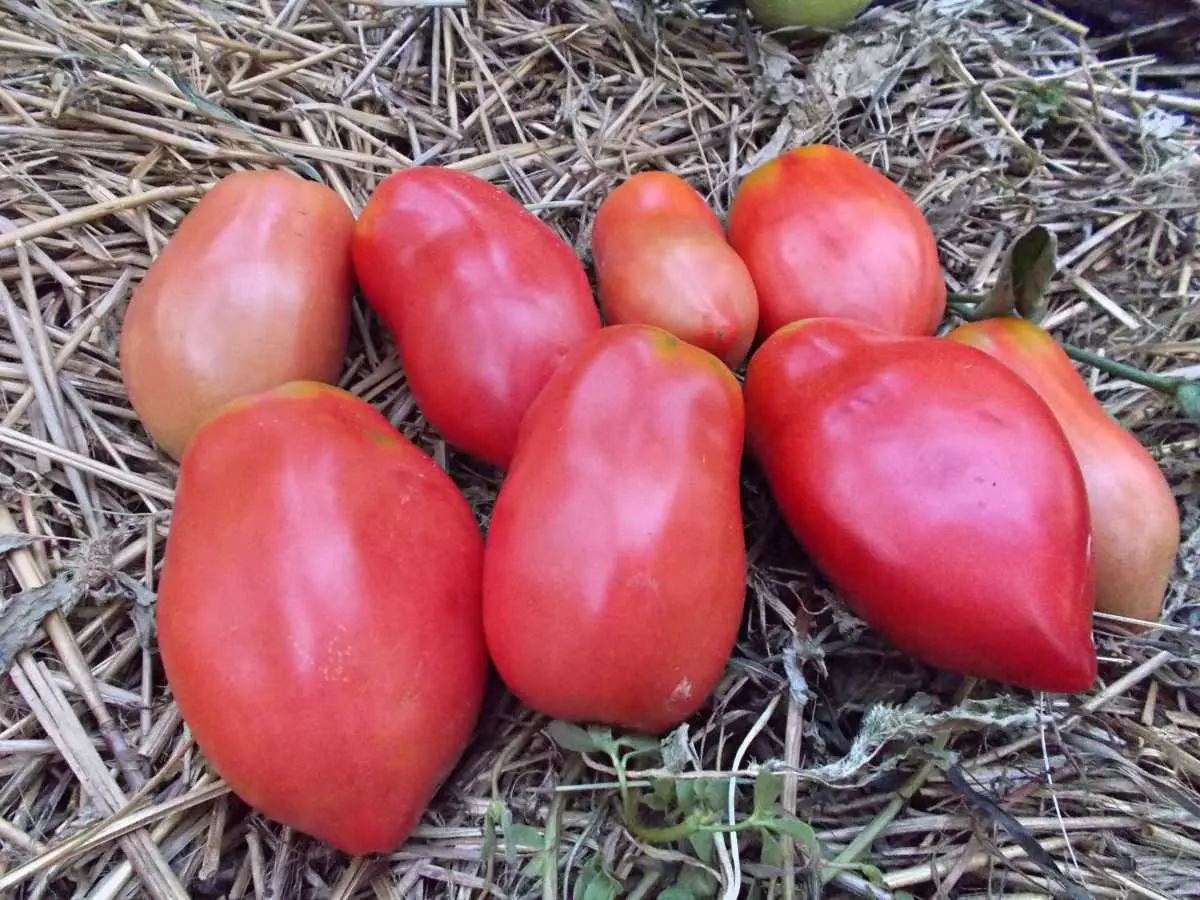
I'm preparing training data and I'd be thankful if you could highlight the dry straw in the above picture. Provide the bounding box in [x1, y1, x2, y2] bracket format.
[0, 0, 1198, 897]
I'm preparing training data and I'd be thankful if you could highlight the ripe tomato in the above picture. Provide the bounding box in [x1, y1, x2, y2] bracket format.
[727, 145, 946, 339]
[591, 171, 759, 368]
[352, 167, 601, 469]
[156, 383, 487, 855]
[482, 325, 747, 734]
[946, 317, 1180, 630]
[744, 318, 1097, 693]
[745, 0, 872, 30]
[120, 170, 354, 460]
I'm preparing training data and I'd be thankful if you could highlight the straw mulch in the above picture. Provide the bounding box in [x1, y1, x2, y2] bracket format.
[1, 0, 1198, 897]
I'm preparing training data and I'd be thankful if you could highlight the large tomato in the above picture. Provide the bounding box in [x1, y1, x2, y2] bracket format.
[156, 383, 487, 855]
[727, 145, 946, 339]
[482, 325, 747, 734]
[744, 318, 1097, 693]
[120, 169, 354, 460]
[352, 167, 601, 469]
[591, 171, 759, 368]
[947, 317, 1180, 629]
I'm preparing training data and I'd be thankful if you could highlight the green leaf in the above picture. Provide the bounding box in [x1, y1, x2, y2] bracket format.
[759, 828, 784, 868]
[544, 720, 608, 754]
[572, 855, 598, 900]
[657, 889, 696, 900]
[688, 829, 716, 864]
[695, 777, 732, 812]
[858, 863, 886, 885]
[752, 771, 782, 817]
[980, 225, 1058, 322]
[506, 823, 546, 851]
[766, 816, 820, 854]
[616, 733, 661, 755]
[670, 865, 718, 898]
[480, 799, 501, 871]
[1174, 382, 1200, 419]
[676, 779, 697, 815]
[582, 863, 621, 900]
[642, 778, 676, 812]
[521, 854, 547, 879]
[500, 805, 519, 866]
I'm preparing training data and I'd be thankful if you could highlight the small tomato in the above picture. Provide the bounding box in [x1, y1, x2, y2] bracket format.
[482, 325, 747, 734]
[592, 171, 759, 368]
[744, 318, 1097, 693]
[352, 167, 601, 469]
[946, 317, 1180, 630]
[156, 382, 487, 855]
[727, 145, 946, 339]
[119, 170, 355, 459]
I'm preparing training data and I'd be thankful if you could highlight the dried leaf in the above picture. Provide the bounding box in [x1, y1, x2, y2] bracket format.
[977, 225, 1059, 321]
[0, 575, 87, 671]
[112, 572, 158, 648]
[808, 34, 895, 104]
[0, 532, 42, 555]
[771, 694, 1037, 788]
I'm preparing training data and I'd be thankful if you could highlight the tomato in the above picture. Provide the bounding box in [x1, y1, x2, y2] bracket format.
[352, 167, 602, 469]
[946, 317, 1180, 630]
[156, 383, 487, 855]
[744, 318, 1097, 693]
[745, 0, 872, 30]
[726, 145, 946, 339]
[119, 170, 354, 460]
[482, 325, 747, 734]
[591, 171, 759, 369]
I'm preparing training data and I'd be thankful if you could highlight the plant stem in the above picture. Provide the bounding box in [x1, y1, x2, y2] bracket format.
[946, 300, 1197, 409]
[821, 678, 978, 883]
[1058, 342, 1181, 395]
[630, 810, 707, 844]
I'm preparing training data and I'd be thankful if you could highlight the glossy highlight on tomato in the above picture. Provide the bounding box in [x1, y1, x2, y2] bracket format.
[727, 145, 946, 339]
[592, 171, 759, 368]
[744, 318, 1097, 693]
[482, 325, 747, 734]
[120, 169, 355, 460]
[947, 317, 1180, 629]
[352, 167, 602, 469]
[156, 383, 488, 855]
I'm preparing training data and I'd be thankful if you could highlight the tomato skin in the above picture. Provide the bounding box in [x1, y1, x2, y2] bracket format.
[745, 0, 872, 29]
[727, 145, 946, 339]
[482, 325, 747, 734]
[352, 167, 602, 469]
[119, 170, 354, 460]
[155, 383, 487, 855]
[946, 318, 1180, 629]
[592, 172, 759, 369]
[744, 318, 1097, 693]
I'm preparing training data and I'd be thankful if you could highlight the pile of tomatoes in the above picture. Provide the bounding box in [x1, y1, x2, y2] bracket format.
[118, 145, 1180, 856]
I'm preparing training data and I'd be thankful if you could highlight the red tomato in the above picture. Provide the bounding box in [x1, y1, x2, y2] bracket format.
[482, 325, 747, 734]
[352, 167, 601, 469]
[156, 383, 487, 855]
[947, 318, 1180, 630]
[592, 172, 759, 368]
[744, 318, 1097, 693]
[727, 145, 946, 339]
[120, 169, 354, 460]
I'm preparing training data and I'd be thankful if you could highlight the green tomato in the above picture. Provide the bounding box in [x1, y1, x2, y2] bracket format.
[745, 0, 872, 30]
